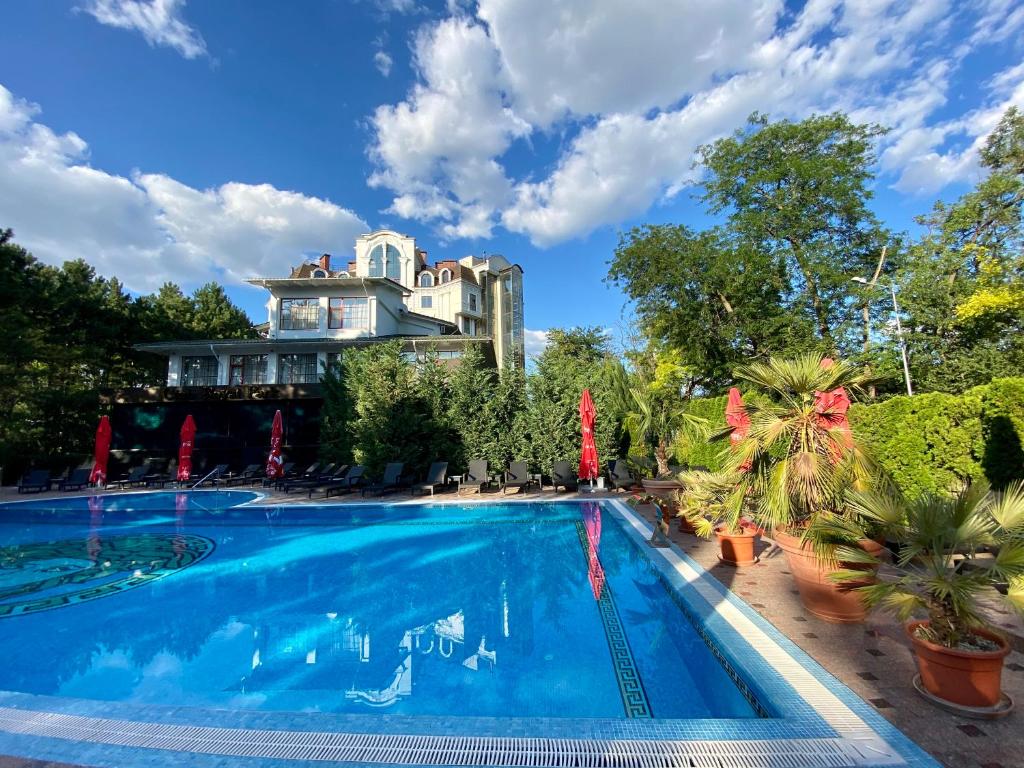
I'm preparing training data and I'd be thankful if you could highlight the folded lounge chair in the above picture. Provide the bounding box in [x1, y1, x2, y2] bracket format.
[551, 461, 578, 492]
[411, 461, 448, 496]
[361, 462, 405, 497]
[18, 469, 53, 494]
[502, 461, 532, 494]
[315, 465, 366, 498]
[459, 460, 489, 495]
[59, 467, 92, 491]
[261, 462, 296, 488]
[607, 459, 637, 491]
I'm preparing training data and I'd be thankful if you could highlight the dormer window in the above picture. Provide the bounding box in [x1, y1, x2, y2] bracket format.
[419, 272, 434, 287]
[312, 268, 328, 278]
[439, 268, 452, 283]
[368, 245, 384, 277]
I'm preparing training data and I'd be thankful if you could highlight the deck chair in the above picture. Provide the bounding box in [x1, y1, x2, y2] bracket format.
[361, 462, 405, 497]
[144, 460, 178, 488]
[607, 459, 637, 491]
[18, 469, 53, 494]
[502, 461, 531, 494]
[316, 465, 366, 498]
[411, 462, 448, 496]
[194, 464, 229, 487]
[282, 464, 348, 494]
[225, 464, 262, 486]
[551, 461, 578, 492]
[114, 464, 151, 489]
[59, 467, 92, 491]
[261, 462, 296, 488]
[460, 460, 489, 495]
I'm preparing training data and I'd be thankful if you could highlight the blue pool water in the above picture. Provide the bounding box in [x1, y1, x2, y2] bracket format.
[0, 494, 756, 719]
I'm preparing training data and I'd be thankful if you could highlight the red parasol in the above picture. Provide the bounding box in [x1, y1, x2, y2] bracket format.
[582, 502, 605, 600]
[578, 389, 600, 481]
[176, 415, 196, 482]
[725, 387, 750, 446]
[89, 416, 112, 486]
[266, 409, 285, 479]
[813, 387, 854, 459]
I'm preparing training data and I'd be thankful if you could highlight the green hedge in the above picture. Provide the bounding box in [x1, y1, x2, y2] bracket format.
[675, 378, 1024, 499]
[673, 394, 730, 471]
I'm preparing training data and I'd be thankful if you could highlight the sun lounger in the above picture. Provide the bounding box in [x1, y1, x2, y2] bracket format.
[193, 464, 229, 487]
[361, 462, 405, 497]
[607, 459, 637, 491]
[411, 461, 448, 496]
[59, 468, 92, 491]
[551, 461, 578, 492]
[17, 469, 53, 494]
[502, 461, 532, 494]
[114, 465, 151, 489]
[261, 462, 296, 488]
[314, 465, 366, 498]
[282, 464, 348, 494]
[224, 464, 262, 486]
[459, 460, 489, 495]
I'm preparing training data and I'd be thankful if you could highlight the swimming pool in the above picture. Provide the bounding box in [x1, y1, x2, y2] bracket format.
[0, 493, 940, 767]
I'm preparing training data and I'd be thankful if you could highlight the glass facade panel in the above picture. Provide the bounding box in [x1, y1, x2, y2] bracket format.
[181, 356, 219, 387]
[328, 298, 369, 329]
[278, 353, 319, 384]
[368, 245, 384, 277]
[228, 354, 268, 385]
[386, 244, 401, 280]
[279, 299, 320, 331]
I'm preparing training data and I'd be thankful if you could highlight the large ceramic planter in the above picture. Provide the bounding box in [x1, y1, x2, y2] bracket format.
[715, 526, 759, 566]
[774, 529, 884, 623]
[907, 621, 1010, 709]
[640, 479, 683, 497]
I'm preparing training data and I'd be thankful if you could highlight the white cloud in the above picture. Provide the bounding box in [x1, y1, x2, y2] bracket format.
[523, 329, 549, 360]
[374, 50, 393, 77]
[0, 84, 368, 293]
[368, 0, 1023, 246]
[82, 0, 208, 59]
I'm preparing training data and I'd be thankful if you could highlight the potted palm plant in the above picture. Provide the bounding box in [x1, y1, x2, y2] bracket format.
[678, 469, 760, 566]
[836, 481, 1024, 713]
[684, 355, 887, 620]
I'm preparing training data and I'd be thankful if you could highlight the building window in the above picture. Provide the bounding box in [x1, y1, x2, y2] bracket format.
[469, 293, 477, 311]
[328, 297, 369, 329]
[228, 354, 268, 385]
[181, 356, 219, 387]
[419, 272, 434, 287]
[421, 295, 433, 309]
[368, 245, 384, 277]
[440, 268, 452, 283]
[325, 352, 343, 375]
[386, 244, 401, 281]
[278, 353, 318, 384]
[280, 298, 319, 330]
[461, 317, 476, 335]
[312, 268, 328, 278]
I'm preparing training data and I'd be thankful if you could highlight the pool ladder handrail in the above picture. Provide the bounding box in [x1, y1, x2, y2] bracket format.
[190, 469, 220, 490]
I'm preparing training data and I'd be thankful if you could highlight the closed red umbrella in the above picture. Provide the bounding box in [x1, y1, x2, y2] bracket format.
[578, 389, 600, 482]
[813, 387, 854, 460]
[176, 415, 196, 482]
[266, 409, 285, 479]
[725, 387, 750, 446]
[89, 416, 112, 486]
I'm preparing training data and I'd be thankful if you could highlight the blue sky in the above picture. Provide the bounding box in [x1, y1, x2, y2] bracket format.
[1, 0, 1022, 358]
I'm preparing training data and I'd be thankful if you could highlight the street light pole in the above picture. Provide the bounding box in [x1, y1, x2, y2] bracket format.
[889, 282, 913, 396]
[851, 273, 913, 397]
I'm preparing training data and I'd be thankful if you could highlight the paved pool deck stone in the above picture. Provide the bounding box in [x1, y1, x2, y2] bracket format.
[1, 484, 1021, 768]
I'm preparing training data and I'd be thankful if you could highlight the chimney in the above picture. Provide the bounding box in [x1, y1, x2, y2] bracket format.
[318, 253, 331, 271]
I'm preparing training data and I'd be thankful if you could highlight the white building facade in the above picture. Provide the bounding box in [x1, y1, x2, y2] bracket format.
[138, 230, 525, 387]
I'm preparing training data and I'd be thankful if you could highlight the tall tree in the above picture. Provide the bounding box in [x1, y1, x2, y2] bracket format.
[898, 107, 1024, 393]
[447, 342, 497, 470]
[698, 112, 892, 352]
[190, 283, 256, 339]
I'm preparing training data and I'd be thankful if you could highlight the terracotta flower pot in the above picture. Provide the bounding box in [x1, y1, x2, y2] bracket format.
[774, 529, 884, 623]
[715, 526, 759, 566]
[640, 479, 683, 497]
[907, 620, 1010, 708]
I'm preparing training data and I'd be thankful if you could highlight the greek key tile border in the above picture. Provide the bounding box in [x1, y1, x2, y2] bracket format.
[573, 521, 652, 719]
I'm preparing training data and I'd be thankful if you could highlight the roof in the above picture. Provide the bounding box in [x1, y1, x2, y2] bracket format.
[245, 276, 410, 295]
[134, 334, 491, 355]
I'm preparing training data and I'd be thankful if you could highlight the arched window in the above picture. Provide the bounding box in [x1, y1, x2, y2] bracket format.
[386, 244, 401, 280]
[368, 245, 384, 277]
[439, 269, 452, 283]
[419, 272, 434, 287]
[312, 268, 327, 278]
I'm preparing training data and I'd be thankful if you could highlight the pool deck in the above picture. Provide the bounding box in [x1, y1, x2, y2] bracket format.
[1, 484, 1021, 768]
